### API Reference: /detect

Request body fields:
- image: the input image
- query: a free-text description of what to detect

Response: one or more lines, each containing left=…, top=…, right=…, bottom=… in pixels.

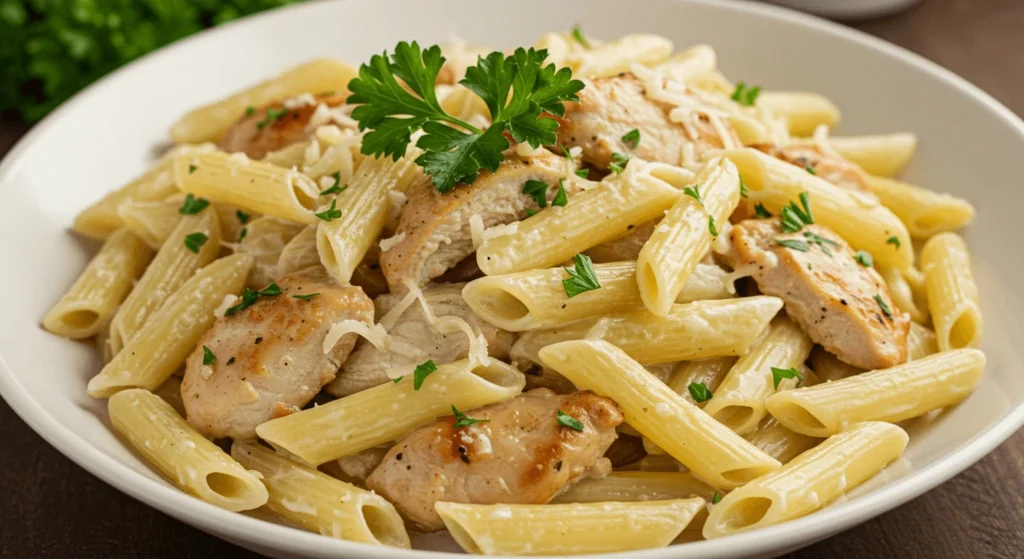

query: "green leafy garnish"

left=225, top=288, right=259, bottom=316
left=392, top=376, right=403, bottom=384
left=202, top=345, right=215, bottom=365
left=315, top=199, right=342, bottom=222
left=258, top=282, right=282, bottom=297
left=562, top=253, right=601, bottom=298
left=874, top=294, right=893, bottom=318
left=805, top=166, right=816, bottom=175
left=854, top=250, right=873, bottom=267
left=739, top=176, right=749, bottom=198
left=887, top=235, right=901, bottom=249
left=245, top=106, right=256, bottom=116
left=708, top=216, right=719, bottom=237
left=771, top=366, right=803, bottom=389
left=178, top=193, right=209, bottom=215
left=780, top=192, right=814, bottom=233
left=622, top=128, right=640, bottom=149
left=348, top=42, right=584, bottom=193
left=712, top=492, right=722, bottom=504
left=688, top=382, right=713, bottom=403
left=237, top=228, right=248, bottom=243
left=451, top=405, right=490, bottom=428
left=682, top=184, right=703, bottom=206
left=523, top=179, right=550, bottom=208
left=571, top=25, right=591, bottom=48
left=188, top=164, right=197, bottom=174
left=236, top=210, right=250, bottom=225
left=802, top=231, right=838, bottom=256
left=320, top=172, right=346, bottom=195
left=574, top=168, right=589, bottom=179
left=184, top=232, right=208, bottom=254
left=524, top=208, right=538, bottom=217
left=256, top=107, right=289, bottom=130
left=292, top=293, right=320, bottom=301
left=754, top=203, right=772, bottom=218
left=561, top=146, right=573, bottom=160
left=609, top=152, right=629, bottom=174
left=552, top=179, right=568, bottom=207
left=731, top=82, right=761, bottom=106
left=775, top=238, right=810, bottom=252
left=412, top=360, right=438, bottom=390
left=556, top=410, right=585, bottom=431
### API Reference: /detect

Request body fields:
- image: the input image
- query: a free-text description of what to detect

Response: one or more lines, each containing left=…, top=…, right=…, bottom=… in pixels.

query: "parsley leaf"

left=413, top=360, right=438, bottom=390
left=315, top=199, right=342, bottom=222
left=256, top=107, right=289, bottom=130
left=392, top=376, right=403, bottom=384
left=184, top=232, right=208, bottom=254
left=887, top=235, right=901, bottom=249
left=552, top=179, right=568, bottom=207
left=622, top=128, right=640, bottom=149
left=202, top=346, right=215, bottom=365
left=874, top=294, right=893, bottom=318
left=780, top=192, right=814, bottom=232
left=805, top=166, right=816, bottom=175
left=854, top=250, right=873, bottom=267
left=739, top=176, right=749, bottom=198
left=731, top=81, right=761, bottom=106
left=523, top=179, right=550, bottom=208
left=709, top=216, right=719, bottom=237
left=349, top=42, right=583, bottom=193
left=292, top=293, right=320, bottom=301
left=225, top=288, right=259, bottom=316
left=236, top=210, right=250, bottom=225
left=609, top=152, right=629, bottom=174
left=245, top=106, right=256, bottom=116
left=561, top=145, right=573, bottom=160
left=562, top=253, right=601, bottom=298
left=803, top=231, right=838, bottom=256
left=179, top=193, right=209, bottom=215
left=775, top=238, right=810, bottom=252
left=575, top=168, right=589, bottom=179
left=571, top=25, right=591, bottom=48
left=682, top=184, right=703, bottom=206
left=188, top=164, right=197, bottom=174
left=451, top=405, right=490, bottom=428
left=688, top=382, right=713, bottom=403
left=712, top=492, right=722, bottom=504
left=754, top=203, right=772, bottom=218
left=771, top=366, right=803, bottom=389
left=237, top=228, right=248, bottom=243
left=320, top=172, right=346, bottom=195
left=259, top=282, right=282, bottom=297
left=524, top=208, right=538, bottom=217
left=557, top=410, right=585, bottom=431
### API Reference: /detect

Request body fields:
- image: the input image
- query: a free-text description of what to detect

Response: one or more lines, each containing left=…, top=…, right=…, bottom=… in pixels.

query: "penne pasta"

left=436, top=499, right=705, bottom=556
left=276, top=225, right=320, bottom=277
left=756, top=91, right=841, bottom=137
left=908, top=322, right=940, bottom=361
left=743, top=367, right=823, bottom=464
left=87, top=253, right=253, bottom=398
left=236, top=216, right=305, bottom=289
left=666, top=357, right=737, bottom=406
left=827, top=133, right=917, bottom=177
left=170, top=58, right=357, bottom=144
left=704, top=421, right=908, bottom=538
left=655, top=44, right=717, bottom=83
left=256, top=359, right=525, bottom=465
left=879, top=264, right=929, bottom=324
left=43, top=229, right=153, bottom=339
left=921, top=232, right=983, bottom=351
left=108, top=389, right=268, bottom=512
left=551, top=471, right=715, bottom=504
left=765, top=349, right=985, bottom=437
left=539, top=340, right=781, bottom=489
left=476, top=160, right=686, bottom=275
left=720, top=147, right=914, bottom=269
left=231, top=441, right=410, bottom=548
left=509, top=296, right=782, bottom=366
left=866, top=176, right=975, bottom=239
left=116, top=197, right=184, bottom=249
left=540, top=31, right=674, bottom=78
left=637, top=157, right=741, bottom=316
left=462, top=261, right=730, bottom=332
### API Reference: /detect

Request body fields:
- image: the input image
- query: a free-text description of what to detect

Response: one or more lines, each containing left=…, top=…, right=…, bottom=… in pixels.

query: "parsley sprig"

left=771, top=366, right=803, bottom=389
left=451, top=405, right=489, bottom=428
left=557, top=410, right=585, bottom=431
left=688, top=382, right=713, bottom=403
left=348, top=42, right=584, bottom=193
left=780, top=192, right=814, bottom=233
left=563, top=253, right=601, bottom=298
left=731, top=82, right=761, bottom=106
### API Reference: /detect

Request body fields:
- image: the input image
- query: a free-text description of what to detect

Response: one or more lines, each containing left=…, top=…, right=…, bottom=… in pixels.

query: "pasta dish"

left=42, top=28, right=983, bottom=555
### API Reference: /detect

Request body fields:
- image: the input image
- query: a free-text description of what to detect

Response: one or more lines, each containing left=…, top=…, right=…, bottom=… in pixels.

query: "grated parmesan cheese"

left=323, top=320, right=390, bottom=354
left=379, top=233, right=406, bottom=252
left=388, top=190, right=407, bottom=225
left=282, top=92, right=317, bottom=109
left=482, top=221, right=518, bottom=242
left=405, top=280, right=491, bottom=367
left=469, top=214, right=485, bottom=249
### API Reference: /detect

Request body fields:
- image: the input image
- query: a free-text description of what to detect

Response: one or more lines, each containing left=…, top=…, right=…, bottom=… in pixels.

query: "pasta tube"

left=108, top=389, right=268, bottom=512
left=765, top=349, right=985, bottom=437
left=436, top=499, right=705, bottom=556
left=87, top=253, right=253, bottom=398
left=743, top=368, right=823, bottom=464
left=921, top=232, right=983, bottom=351
left=256, top=359, right=525, bottom=465
left=276, top=225, right=320, bottom=277
left=702, top=317, right=814, bottom=434
left=43, top=229, right=152, bottom=339
left=866, top=176, right=975, bottom=239
left=756, top=91, right=840, bottom=137
left=539, top=340, right=781, bottom=489
left=704, top=422, right=908, bottom=538
left=655, top=44, right=717, bottom=83
left=462, top=261, right=729, bottom=332
left=720, top=147, right=913, bottom=269
left=879, top=264, right=929, bottom=324
left=116, top=197, right=183, bottom=249
left=667, top=357, right=736, bottom=406
left=231, top=442, right=410, bottom=548
left=908, top=322, right=939, bottom=361
left=827, top=133, right=917, bottom=177
left=510, top=296, right=782, bottom=366
left=476, top=160, right=685, bottom=275
left=637, top=157, right=741, bottom=316
left=551, top=471, right=715, bottom=504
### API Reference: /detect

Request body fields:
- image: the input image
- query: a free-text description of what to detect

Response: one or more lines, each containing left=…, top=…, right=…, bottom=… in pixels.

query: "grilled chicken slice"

left=367, top=389, right=622, bottom=531
left=554, top=73, right=739, bottom=169
left=728, top=219, right=910, bottom=369
left=752, top=143, right=870, bottom=193
left=219, top=93, right=350, bottom=159
left=380, top=149, right=574, bottom=293
left=182, top=267, right=373, bottom=440
left=324, top=283, right=516, bottom=397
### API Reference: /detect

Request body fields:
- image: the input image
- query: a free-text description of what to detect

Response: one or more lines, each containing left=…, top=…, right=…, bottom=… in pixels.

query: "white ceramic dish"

left=1, top=0, right=1023, bottom=557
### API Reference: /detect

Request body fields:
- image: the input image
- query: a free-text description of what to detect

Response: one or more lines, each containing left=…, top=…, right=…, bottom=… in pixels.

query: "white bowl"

left=1, top=0, right=1022, bottom=557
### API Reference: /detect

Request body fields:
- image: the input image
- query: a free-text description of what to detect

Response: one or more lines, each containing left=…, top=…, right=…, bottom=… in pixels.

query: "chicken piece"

left=752, top=143, right=870, bottom=193
left=380, top=149, right=575, bottom=292
left=219, top=93, right=350, bottom=159
left=729, top=219, right=910, bottom=369
left=182, top=267, right=373, bottom=439
left=554, top=73, right=739, bottom=169
left=324, top=283, right=516, bottom=397
left=367, top=389, right=622, bottom=531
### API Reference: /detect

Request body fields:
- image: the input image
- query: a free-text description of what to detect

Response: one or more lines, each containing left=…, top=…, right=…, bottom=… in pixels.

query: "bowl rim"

left=2, top=0, right=1023, bottom=557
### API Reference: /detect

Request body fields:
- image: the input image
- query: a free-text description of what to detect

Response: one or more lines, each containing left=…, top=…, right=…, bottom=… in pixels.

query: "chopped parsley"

left=552, top=179, right=568, bottom=207
left=413, top=360, right=438, bottom=390
left=523, top=179, right=550, bottom=208
left=392, top=376, right=403, bottom=384
left=571, top=25, right=591, bottom=48
left=682, top=184, right=703, bottom=206
left=780, top=192, right=814, bottom=233
left=348, top=42, right=584, bottom=193
left=805, top=166, right=816, bottom=175
left=292, top=293, right=320, bottom=301
left=802, top=231, right=838, bottom=256
left=561, top=145, right=573, bottom=160
left=451, top=405, right=490, bottom=428
left=771, top=366, right=803, bottom=390
left=688, top=382, right=713, bottom=403
left=225, top=288, right=259, bottom=316
left=887, top=235, right=901, bottom=249
left=237, top=227, right=248, bottom=243
left=202, top=345, right=215, bottom=365
left=731, top=81, right=761, bottom=106
left=739, top=176, right=749, bottom=198
left=315, top=199, right=342, bottom=222
left=562, top=253, right=601, bottom=298
left=609, top=152, right=629, bottom=174
left=574, top=168, right=589, bottom=179
left=775, top=238, right=810, bottom=252
left=258, top=282, right=282, bottom=297
left=245, top=106, right=256, bottom=116
left=256, top=107, right=289, bottom=130
left=556, top=410, right=585, bottom=431
left=236, top=210, right=250, bottom=225
left=874, top=294, right=893, bottom=318
left=524, top=208, right=538, bottom=217
left=854, top=250, right=873, bottom=267
left=622, top=128, right=640, bottom=149
left=184, top=232, right=208, bottom=254
left=708, top=215, right=719, bottom=237
left=712, top=492, right=722, bottom=504
left=178, top=193, right=209, bottom=215
left=754, top=203, right=772, bottom=218
left=188, top=164, right=197, bottom=174
left=320, top=172, right=347, bottom=195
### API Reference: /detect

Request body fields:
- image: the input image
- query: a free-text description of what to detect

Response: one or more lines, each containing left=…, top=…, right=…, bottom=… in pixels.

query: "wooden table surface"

left=2, top=0, right=1023, bottom=557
